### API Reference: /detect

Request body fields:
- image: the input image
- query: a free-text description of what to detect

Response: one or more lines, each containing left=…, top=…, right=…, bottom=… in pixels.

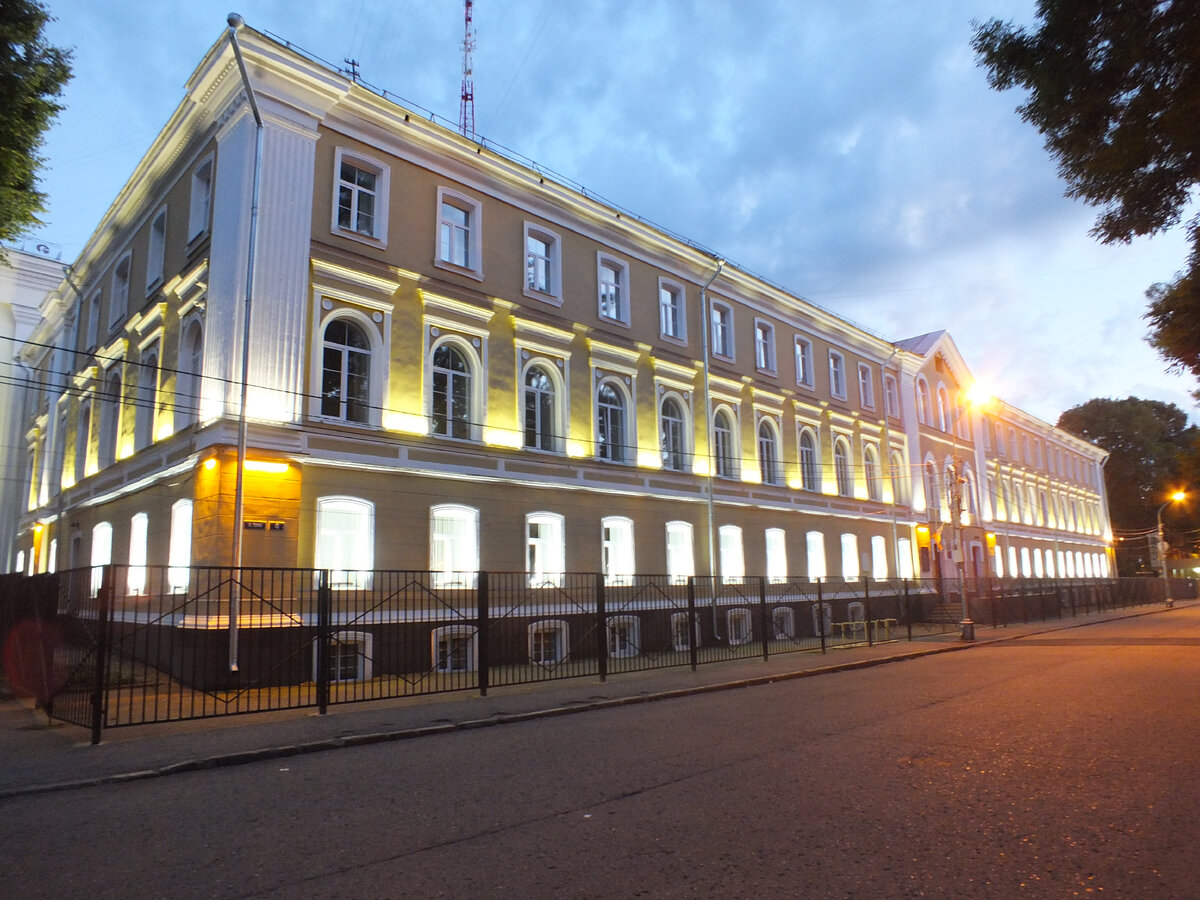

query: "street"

left=4, top=609, right=1199, bottom=898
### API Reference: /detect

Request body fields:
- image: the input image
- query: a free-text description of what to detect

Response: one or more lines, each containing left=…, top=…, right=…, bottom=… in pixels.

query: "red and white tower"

left=459, top=0, right=476, bottom=138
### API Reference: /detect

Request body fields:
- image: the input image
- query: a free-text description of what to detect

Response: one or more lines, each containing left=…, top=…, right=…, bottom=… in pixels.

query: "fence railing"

left=0, top=567, right=1191, bottom=743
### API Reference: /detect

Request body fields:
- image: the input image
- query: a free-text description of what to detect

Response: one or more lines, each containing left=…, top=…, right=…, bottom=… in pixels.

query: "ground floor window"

left=529, top=619, right=568, bottom=665
left=812, top=602, right=832, bottom=637
left=670, top=612, right=698, bottom=651
left=772, top=606, right=795, bottom=640
left=431, top=504, right=479, bottom=588
left=607, top=615, right=640, bottom=658
left=432, top=625, right=477, bottom=672
left=313, top=630, right=373, bottom=682
left=727, top=607, right=752, bottom=645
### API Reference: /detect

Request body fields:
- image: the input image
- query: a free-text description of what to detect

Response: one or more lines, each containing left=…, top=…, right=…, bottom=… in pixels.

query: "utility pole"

left=459, top=0, right=476, bottom=138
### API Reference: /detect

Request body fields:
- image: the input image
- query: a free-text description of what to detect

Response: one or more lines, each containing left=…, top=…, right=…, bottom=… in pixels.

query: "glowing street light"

left=1157, top=490, right=1186, bottom=607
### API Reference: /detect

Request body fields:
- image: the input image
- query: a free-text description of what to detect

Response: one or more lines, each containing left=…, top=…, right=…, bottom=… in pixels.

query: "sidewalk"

left=0, top=605, right=1175, bottom=800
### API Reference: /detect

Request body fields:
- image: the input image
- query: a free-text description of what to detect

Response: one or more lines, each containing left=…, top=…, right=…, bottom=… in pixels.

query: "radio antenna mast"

left=459, top=0, right=476, bottom=138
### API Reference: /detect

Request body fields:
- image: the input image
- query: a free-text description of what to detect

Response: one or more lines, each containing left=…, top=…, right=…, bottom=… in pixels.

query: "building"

left=10, top=23, right=1113, bottom=590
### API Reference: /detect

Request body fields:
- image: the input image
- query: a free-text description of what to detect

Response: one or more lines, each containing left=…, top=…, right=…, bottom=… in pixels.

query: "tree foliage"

left=1058, top=398, right=1200, bottom=569
left=973, top=2, right=1200, bottom=380
left=0, top=0, right=71, bottom=247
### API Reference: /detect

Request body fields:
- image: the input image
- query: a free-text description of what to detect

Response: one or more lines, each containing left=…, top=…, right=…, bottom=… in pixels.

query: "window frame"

left=332, top=147, right=390, bottom=247
left=528, top=619, right=569, bottom=665
left=884, top=373, right=900, bottom=419
left=601, top=515, right=635, bottom=586
left=765, top=527, right=787, bottom=584
left=526, top=511, right=565, bottom=588
left=659, top=393, right=689, bottom=472
left=314, top=496, right=375, bottom=588
left=607, top=615, right=641, bottom=659
left=596, top=253, right=630, bottom=326
left=109, top=252, right=131, bottom=330
left=798, top=426, right=820, bottom=491
left=595, top=378, right=632, bottom=464
left=857, top=363, right=875, bottom=410
left=712, top=406, right=738, bottom=479
left=522, top=360, right=563, bottom=453
left=523, top=222, right=562, bottom=304
left=829, top=351, right=847, bottom=400
left=710, top=300, right=734, bottom=361
left=794, top=336, right=814, bottom=388
left=753, top=319, right=776, bottom=374
left=718, top=524, right=745, bottom=584
left=146, top=206, right=167, bottom=293
left=757, top=416, right=781, bottom=485
left=317, top=312, right=378, bottom=427
left=658, top=278, right=687, bottom=344
left=187, top=154, right=214, bottom=243
left=432, top=625, right=478, bottom=672
left=665, top=520, right=695, bottom=585
left=436, top=187, right=482, bottom=278
left=833, top=437, right=852, bottom=497
left=430, top=504, right=479, bottom=588
left=429, top=338, right=479, bottom=442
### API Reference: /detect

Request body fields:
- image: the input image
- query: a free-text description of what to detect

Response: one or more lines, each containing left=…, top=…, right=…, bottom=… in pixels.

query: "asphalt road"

left=3, top=610, right=1199, bottom=898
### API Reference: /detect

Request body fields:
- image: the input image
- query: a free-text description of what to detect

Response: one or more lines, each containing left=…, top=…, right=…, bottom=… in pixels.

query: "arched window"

left=596, top=381, right=626, bottom=462
left=890, top=450, right=907, bottom=504
left=523, top=365, right=557, bottom=451
left=660, top=396, right=686, bottom=471
left=98, top=368, right=121, bottom=468
left=75, top=401, right=91, bottom=483
left=713, top=409, right=735, bottom=478
left=175, top=319, right=204, bottom=430
left=135, top=347, right=157, bottom=450
left=936, top=386, right=951, bottom=432
left=430, top=504, right=478, bottom=587
left=757, top=419, right=780, bottom=485
left=799, top=428, right=819, bottom=491
left=321, top=318, right=371, bottom=423
left=432, top=342, right=472, bottom=439
left=916, top=378, right=931, bottom=425
left=833, top=438, right=852, bottom=497
left=924, top=462, right=939, bottom=521
left=862, top=443, right=880, bottom=501
left=316, top=496, right=375, bottom=588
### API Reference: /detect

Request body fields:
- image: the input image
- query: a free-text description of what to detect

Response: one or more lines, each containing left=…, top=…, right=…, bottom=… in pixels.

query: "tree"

left=0, top=1, right=71, bottom=248
left=973, top=3, right=1200, bottom=380
left=1057, top=397, right=1200, bottom=572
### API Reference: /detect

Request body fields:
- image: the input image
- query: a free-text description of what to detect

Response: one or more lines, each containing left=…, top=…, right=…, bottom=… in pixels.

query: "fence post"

left=862, top=577, right=873, bottom=647
left=686, top=576, right=698, bottom=671
left=90, top=565, right=114, bottom=745
left=596, top=572, right=607, bottom=683
left=758, top=576, right=770, bottom=661
left=816, top=580, right=826, bottom=654
left=904, top=580, right=912, bottom=642
left=476, top=571, right=489, bottom=697
left=315, top=570, right=331, bottom=715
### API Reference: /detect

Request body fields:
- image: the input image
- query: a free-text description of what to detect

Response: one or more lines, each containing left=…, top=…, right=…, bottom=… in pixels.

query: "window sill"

left=332, top=226, right=388, bottom=252
left=523, top=286, right=562, bottom=306
left=434, top=258, right=483, bottom=282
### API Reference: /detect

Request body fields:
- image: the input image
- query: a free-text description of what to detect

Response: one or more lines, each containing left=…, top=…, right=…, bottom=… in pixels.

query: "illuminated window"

left=833, top=438, right=852, bottom=497
left=799, top=428, right=819, bottom=490
left=806, top=531, right=827, bottom=582
left=90, top=521, right=112, bottom=597
left=315, top=496, right=375, bottom=588
left=602, top=516, right=635, bottom=585
left=127, top=512, right=148, bottom=595
left=431, top=342, right=473, bottom=440
left=890, top=450, right=907, bottom=504
left=175, top=318, right=204, bottom=430
left=765, top=527, right=787, bottom=583
left=75, top=400, right=91, bottom=483
left=666, top=521, right=694, bottom=584
left=321, top=318, right=372, bottom=424
left=863, top=443, right=881, bottom=501
left=897, top=537, right=914, bottom=579
left=841, top=533, right=860, bottom=581
left=719, top=524, right=744, bottom=584
left=168, top=499, right=192, bottom=592
left=98, top=367, right=121, bottom=468
left=430, top=504, right=478, bottom=588
left=526, top=512, right=565, bottom=588
left=871, top=535, right=888, bottom=580
left=523, top=365, right=559, bottom=452
left=135, top=343, right=158, bottom=450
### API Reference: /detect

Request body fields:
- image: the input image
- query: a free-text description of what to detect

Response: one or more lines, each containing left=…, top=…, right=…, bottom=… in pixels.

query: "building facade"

left=10, top=26, right=1113, bottom=588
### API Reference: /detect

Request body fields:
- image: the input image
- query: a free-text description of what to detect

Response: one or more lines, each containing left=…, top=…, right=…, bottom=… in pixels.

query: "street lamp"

left=1157, top=490, right=1186, bottom=607
left=947, top=385, right=992, bottom=642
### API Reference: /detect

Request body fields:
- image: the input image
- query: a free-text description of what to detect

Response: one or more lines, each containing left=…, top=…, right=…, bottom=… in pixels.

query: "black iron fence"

left=0, top=567, right=1191, bottom=743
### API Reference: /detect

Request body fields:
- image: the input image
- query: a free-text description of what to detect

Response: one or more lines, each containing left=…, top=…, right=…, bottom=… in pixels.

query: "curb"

left=0, top=607, right=1171, bottom=801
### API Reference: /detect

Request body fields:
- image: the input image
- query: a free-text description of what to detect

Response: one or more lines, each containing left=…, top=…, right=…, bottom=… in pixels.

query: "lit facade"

left=10, top=26, right=1113, bottom=585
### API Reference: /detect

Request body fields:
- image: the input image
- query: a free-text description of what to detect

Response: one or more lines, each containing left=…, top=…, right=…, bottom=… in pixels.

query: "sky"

left=25, top=0, right=1199, bottom=426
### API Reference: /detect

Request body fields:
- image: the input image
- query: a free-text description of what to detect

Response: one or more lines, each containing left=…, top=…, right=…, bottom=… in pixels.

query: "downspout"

left=699, top=258, right=723, bottom=633
left=227, top=12, right=264, bottom=672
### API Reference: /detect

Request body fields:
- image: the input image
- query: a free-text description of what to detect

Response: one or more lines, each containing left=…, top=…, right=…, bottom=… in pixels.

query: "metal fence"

left=0, top=566, right=1190, bottom=743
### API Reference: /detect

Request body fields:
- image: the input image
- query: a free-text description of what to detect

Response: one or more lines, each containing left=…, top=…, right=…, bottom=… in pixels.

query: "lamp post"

left=1157, top=491, right=1186, bottom=607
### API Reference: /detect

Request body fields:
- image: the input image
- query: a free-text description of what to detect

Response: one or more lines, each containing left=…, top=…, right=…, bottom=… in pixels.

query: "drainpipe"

left=226, top=12, right=264, bottom=672
left=699, top=258, right=723, bottom=633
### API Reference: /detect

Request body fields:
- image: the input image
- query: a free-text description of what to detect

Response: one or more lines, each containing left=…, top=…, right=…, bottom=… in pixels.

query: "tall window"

left=806, top=531, right=827, bottom=582
left=127, top=512, right=149, bottom=595
left=523, top=365, right=557, bottom=451
left=322, top=318, right=371, bottom=423
left=430, top=505, right=478, bottom=587
left=890, top=450, right=907, bottom=504
left=188, top=155, right=213, bottom=240
left=884, top=373, right=900, bottom=418
left=758, top=419, right=780, bottom=485
left=168, top=499, right=193, bottom=592
left=799, top=428, right=819, bottom=490
left=596, top=382, right=627, bottom=462
left=526, top=232, right=552, bottom=294
left=147, top=207, right=167, bottom=290
left=431, top=343, right=472, bottom=439
left=713, top=409, right=735, bottom=478
left=136, top=346, right=159, bottom=450
left=841, top=533, right=860, bottom=581
left=338, top=161, right=378, bottom=237
left=924, top=462, right=940, bottom=520
left=110, top=254, right=131, bottom=328
left=526, top=512, right=565, bottom=587
left=916, top=378, right=931, bottom=425
left=937, top=386, right=951, bottom=431
left=85, top=291, right=100, bottom=349
left=315, top=497, right=375, bottom=588
left=665, top=521, right=694, bottom=584
left=897, top=537, right=914, bottom=579
left=829, top=352, right=846, bottom=399
left=99, top=368, right=122, bottom=468
left=597, top=257, right=628, bottom=324
left=795, top=336, right=814, bottom=387
left=765, top=527, right=787, bottom=583
left=863, top=443, right=881, bottom=501
left=718, top=524, right=745, bottom=584
left=660, top=396, right=686, bottom=471
left=90, top=521, right=112, bottom=597
left=75, top=401, right=91, bottom=482
left=833, top=438, right=852, bottom=497
left=601, top=516, right=634, bottom=585
left=754, top=320, right=775, bottom=371
left=871, top=535, right=888, bottom=581
left=659, top=282, right=685, bottom=340
left=711, top=302, right=734, bottom=359
left=858, top=364, right=874, bottom=409
left=176, top=319, right=204, bottom=430
left=439, top=199, right=472, bottom=268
